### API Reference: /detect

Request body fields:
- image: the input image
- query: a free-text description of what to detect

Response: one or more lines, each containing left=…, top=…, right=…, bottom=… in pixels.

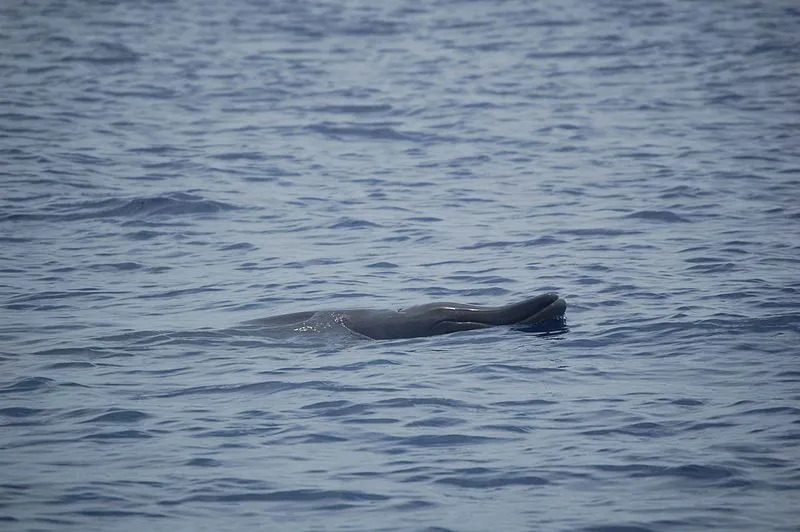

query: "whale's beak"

left=517, top=294, right=567, bottom=324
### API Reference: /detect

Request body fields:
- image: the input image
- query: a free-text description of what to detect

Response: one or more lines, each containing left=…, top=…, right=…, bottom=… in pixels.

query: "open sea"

left=1, top=0, right=799, bottom=530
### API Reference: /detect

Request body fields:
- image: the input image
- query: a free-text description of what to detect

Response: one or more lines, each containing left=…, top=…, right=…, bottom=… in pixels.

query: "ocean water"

left=1, top=0, right=799, bottom=530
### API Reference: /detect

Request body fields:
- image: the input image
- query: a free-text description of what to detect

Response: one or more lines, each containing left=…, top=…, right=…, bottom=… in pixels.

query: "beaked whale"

left=244, top=293, right=566, bottom=340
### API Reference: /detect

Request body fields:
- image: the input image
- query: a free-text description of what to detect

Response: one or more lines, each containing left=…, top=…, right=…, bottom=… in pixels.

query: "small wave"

left=478, top=424, right=532, bottom=434
left=367, top=261, right=399, bottom=269
left=664, top=464, right=741, bottom=482
left=592, top=462, right=744, bottom=485
left=41, top=362, right=96, bottom=370
left=739, top=406, right=800, bottom=417
left=160, top=489, right=389, bottom=506
left=0, top=407, right=44, bottom=417
left=340, top=19, right=404, bottom=37
left=0, top=236, right=31, bottom=244
left=311, top=104, right=393, bottom=114
left=61, top=41, right=141, bottom=65
left=685, top=262, right=737, bottom=273
left=579, top=526, right=655, bottom=532
left=435, top=474, right=548, bottom=488
left=328, top=217, right=381, bottom=229
left=307, top=122, right=455, bottom=143
left=526, top=49, right=620, bottom=59
left=582, top=421, right=674, bottom=437
left=123, top=230, right=164, bottom=240
left=80, top=410, right=150, bottom=424
left=375, top=397, right=483, bottom=409
left=559, top=228, right=642, bottom=236
left=208, top=152, right=266, bottom=161
left=153, top=380, right=398, bottom=398
left=0, top=377, right=54, bottom=395
left=454, top=363, right=565, bottom=376
left=88, top=261, right=143, bottom=271
left=406, top=417, right=465, bottom=428
left=100, top=85, right=177, bottom=100
left=106, top=193, right=238, bottom=218
left=625, top=210, right=690, bottom=223
left=300, top=402, right=371, bottom=417
left=136, top=286, right=223, bottom=300
left=81, top=430, right=152, bottom=440
left=184, top=458, right=221, bottom=467
left=491, top=399, right=557, bottom=407
left=0, top=192, right=239, bottom=223
left=289, top=433, right=349, bottom=443
left=460, top=236, right=564, bottom=250
left=6, top=290, right=121, bottom=311
left=393, top=434, right=504, bottom=446
left=309, top=359, right=401, bottom=372
left=220, top=242, right=256, bottom=251
left=74, top=509, right=167, bottom=518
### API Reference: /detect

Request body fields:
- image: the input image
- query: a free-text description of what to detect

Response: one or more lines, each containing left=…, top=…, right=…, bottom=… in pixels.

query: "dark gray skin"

left=246, top=293, right=566, bottom=340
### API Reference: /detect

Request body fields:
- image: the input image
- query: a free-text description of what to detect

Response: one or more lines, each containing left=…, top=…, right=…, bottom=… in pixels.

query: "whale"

left=243, top=293, right=566, bottom=340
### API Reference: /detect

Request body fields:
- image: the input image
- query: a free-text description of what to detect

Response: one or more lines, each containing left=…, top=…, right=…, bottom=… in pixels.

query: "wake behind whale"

left=241, top=293, right=567, bottom=340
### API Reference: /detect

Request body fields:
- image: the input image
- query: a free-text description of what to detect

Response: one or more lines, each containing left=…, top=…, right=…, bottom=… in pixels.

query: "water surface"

left=1, top=0, right=799, bottom=530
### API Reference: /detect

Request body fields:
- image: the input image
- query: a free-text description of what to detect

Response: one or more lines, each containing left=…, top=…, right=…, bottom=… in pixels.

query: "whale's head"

left=408, top=293, right=567, bottom=336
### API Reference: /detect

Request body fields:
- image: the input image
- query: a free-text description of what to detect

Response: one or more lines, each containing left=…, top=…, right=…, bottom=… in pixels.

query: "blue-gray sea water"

left=1, top=0, right=799, bottom=530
